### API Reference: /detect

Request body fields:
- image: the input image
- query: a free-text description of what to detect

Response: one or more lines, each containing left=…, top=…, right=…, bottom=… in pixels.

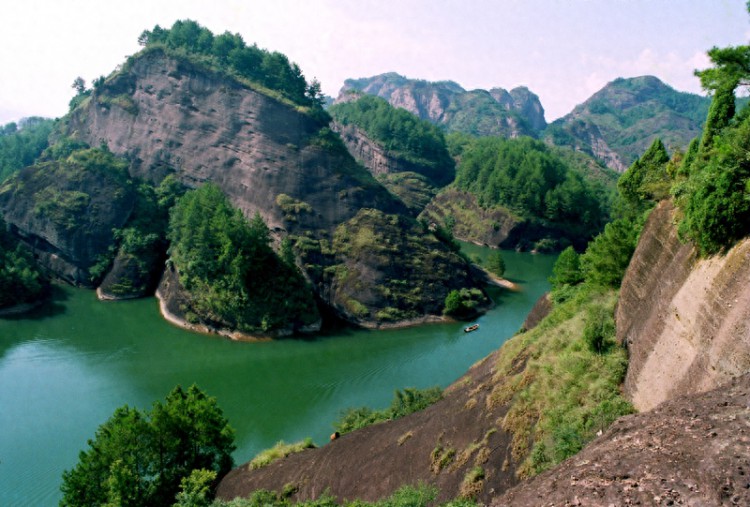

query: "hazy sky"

left=1, top=0, right=748, bottom=125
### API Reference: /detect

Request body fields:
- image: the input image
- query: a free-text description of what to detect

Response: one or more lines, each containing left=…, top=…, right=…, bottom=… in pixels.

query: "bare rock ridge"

left=337, top=72, right=546, bottom=138
left=617, top=200, right=750, bottom=411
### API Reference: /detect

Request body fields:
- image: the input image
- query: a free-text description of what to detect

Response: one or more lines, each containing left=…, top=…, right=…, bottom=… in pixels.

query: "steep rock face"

left=491, top=373, right=750, bottom=507
left=337, top=73, right=544, bottom=137
left=68, top=49, right=402, bottom=236
left=545, top=76, right=709, bottom=172
left=616, top=200, right=750, bottom=411
left=0, top=160, right=135, bottom=286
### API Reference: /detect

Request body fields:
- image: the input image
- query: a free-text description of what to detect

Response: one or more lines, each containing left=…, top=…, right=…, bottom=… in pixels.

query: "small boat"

left=464, top=324, right=479, bottom=333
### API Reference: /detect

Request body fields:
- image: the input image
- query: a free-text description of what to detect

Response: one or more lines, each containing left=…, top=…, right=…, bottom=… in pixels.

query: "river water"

left=0, top=247, right=555, bottom=506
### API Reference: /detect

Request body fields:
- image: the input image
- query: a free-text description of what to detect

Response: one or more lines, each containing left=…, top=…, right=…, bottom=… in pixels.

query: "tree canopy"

left=329, top=95, right=455, bottom=185
left=167, top=184, right=319, bottom=333
left=453, top=136, right=608, bottom=245
left=137, top=20, right=324, bottom=110
left=60, top=385, right=235, bottom=507
left=0, top=215, right=48, bottom=308
left=0, top=117, right=54, bottom=182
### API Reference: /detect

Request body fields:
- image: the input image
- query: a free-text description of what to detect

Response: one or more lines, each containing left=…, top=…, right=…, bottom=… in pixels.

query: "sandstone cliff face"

left=616, top=200, right=750, bottom=411
left=337, top=73, right=545, bottom=138
left=68, top=49, right=401, bottom=236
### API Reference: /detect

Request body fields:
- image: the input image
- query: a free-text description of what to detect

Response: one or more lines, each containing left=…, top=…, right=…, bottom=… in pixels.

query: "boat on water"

left=464, top=324, right=479, bottom=333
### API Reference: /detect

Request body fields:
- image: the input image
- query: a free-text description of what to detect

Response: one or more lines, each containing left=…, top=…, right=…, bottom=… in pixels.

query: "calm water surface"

left=0, top=247, right=555, bottom=506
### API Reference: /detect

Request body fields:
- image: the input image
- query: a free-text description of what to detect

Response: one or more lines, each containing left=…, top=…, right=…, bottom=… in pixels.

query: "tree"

left=60, top=385, right=235, bottom=507
left=549, top=246, right=583, bottom=288
left=580, top=218, right=640, bottom=288
left=486, top=250, right=506, bottom=277
left=72, top=77, right=86, bottom=95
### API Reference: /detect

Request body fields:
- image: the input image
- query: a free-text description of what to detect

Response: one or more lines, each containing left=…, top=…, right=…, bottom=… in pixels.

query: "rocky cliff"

left=54, top=47, right=478, bottom=327
left=337, top=73, right=545, bottom=137
left=616, top=200, right=750, bottom=411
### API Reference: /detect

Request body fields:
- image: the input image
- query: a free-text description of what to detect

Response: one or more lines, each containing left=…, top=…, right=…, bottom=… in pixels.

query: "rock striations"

left=617, top=200, right=750, bottom=411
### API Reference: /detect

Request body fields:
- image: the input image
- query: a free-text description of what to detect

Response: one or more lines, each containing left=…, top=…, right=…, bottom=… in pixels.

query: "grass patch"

left=486, top=284, right=634, bottom=477
left=248, top=438, right=315, bottom=470
left=430, top=445, right=456, bottom=474
left=459, top=466, right=485, bottom=499
left=333, top=387, right=442, bottom=435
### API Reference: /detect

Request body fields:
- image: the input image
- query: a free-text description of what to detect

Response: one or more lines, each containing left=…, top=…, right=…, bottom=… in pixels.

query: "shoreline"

left=155, top=285, right=273, bottom=342
left=0, top=299, right=45, bottom=317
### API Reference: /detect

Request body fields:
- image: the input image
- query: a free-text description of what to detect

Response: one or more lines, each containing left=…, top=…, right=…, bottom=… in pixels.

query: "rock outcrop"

left=491, top=373, right=750, bottom=507
left=337, top=73, right=545, bottom=138
left=217, top=346, right=520, bottom=504
left=617, top=200, right=750, bottom=411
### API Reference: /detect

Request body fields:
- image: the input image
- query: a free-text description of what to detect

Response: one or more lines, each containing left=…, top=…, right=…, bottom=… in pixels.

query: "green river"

left=0, top=247, right=555, bottom=506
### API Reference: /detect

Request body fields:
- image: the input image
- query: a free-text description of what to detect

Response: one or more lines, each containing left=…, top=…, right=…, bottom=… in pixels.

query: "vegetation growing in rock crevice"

left=168, top=183, right=319, bottom=333
left=333, top=387, right=443, bottom=435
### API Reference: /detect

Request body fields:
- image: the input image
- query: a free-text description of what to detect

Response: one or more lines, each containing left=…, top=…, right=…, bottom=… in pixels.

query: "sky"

left=1, top=0, right=748, bottom=125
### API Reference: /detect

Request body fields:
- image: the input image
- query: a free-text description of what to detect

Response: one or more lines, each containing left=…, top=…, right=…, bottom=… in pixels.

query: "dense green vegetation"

left=329, top=95, right=455, bottom=185
left=211, top=484, right=476, bottom=507
left=0, top=117, right=54, bottom=182
left=0, top=216, right=47, bottom=308
left=333, top=387, right=443, bottom=435
left=60, top=385, right=235, bottom=507
left=673, top=33, right=750, bottom=255
left=442, top=288, right=485, bottom=319
left=453, top=136, right=608, bottom=248
left=136, top=20, right=325, bottom=112
left=168, top=183, right=319, bottom=333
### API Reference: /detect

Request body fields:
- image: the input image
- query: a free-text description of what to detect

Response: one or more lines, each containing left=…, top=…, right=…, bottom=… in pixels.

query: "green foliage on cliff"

left=329, top=95, right=455, bottom=185
left=454, top=136, right=607, bottom=247
left=673, top=32, right=750, bottom=256
left=137, top=20, right=325, bottom=112
left=443, top=288, right=485, bottom=319
left=617, top=137, right=670, bottom=210
left=0, top=117, right=54, bottom=182
left=60, top=385, right=235, bottom=507
left=0, top=216, right=47, bottom=308
left=168, top=183, right=319, bottom=333
left=333, top=386, right=443, bottom=435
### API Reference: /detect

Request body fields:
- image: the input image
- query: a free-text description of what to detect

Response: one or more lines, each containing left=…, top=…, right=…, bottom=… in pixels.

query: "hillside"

left=544, top=75, right=710, bottom=171
left=0, top=21, right=485, bottom=331
left=337, top=73, right=546, bottom=137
